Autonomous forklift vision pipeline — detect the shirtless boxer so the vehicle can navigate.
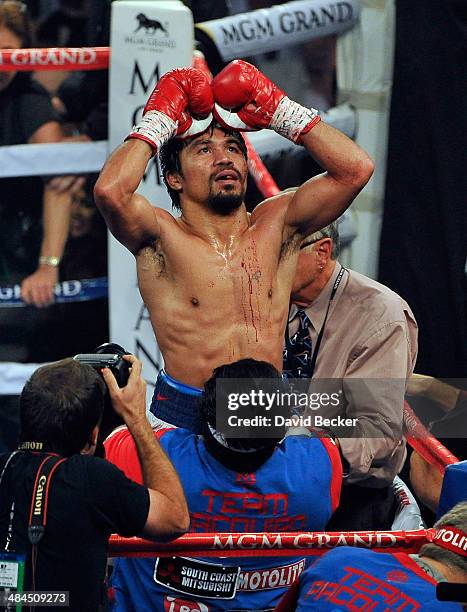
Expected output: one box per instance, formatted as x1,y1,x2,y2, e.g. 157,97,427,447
94,60,374,431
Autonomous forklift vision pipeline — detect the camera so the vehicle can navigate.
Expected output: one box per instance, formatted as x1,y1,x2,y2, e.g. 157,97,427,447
73,343,131,455
73,343,130,388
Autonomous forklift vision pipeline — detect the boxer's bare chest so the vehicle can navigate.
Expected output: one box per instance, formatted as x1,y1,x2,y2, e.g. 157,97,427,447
136,222,295,330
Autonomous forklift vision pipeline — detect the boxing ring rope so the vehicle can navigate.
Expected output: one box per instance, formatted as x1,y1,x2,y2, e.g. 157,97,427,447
104,404,459,558
0,278,107,308
108,529,436,558
403,401,459,474
0,107,355,179
106,403,459,558
0,47,110,71
0,0,360,71
195,0,359,62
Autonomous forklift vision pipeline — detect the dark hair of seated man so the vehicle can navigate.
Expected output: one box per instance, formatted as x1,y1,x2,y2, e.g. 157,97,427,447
199,358,286,472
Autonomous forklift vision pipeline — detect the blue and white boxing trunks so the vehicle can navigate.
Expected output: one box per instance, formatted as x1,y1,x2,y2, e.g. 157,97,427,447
149,369,203,433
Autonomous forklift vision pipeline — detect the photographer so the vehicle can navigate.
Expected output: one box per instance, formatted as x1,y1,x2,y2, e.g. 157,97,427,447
0,355,189,611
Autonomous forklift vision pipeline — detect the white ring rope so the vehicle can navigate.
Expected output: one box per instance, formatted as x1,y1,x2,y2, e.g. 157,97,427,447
0,2,361,72
0,106,355,178
0,141,108,178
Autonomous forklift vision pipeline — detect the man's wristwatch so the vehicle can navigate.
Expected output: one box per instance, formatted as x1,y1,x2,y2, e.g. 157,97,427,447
39,256,61,267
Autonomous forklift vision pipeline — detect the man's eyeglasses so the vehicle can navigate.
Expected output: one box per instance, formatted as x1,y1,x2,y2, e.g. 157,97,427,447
299,237,323,250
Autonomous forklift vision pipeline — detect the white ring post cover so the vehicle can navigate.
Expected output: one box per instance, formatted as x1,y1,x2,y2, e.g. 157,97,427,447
336,0,395,278
197,0,360,61
108,1,193,391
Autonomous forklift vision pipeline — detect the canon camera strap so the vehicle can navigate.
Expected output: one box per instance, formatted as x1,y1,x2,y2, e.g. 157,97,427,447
27,454,66,545
0,448,66,596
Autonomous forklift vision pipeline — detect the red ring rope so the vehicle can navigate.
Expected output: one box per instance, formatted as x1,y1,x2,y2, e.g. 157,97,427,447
108,529,435,558
403,401,459,474
243,137,281,198
0,47,110,71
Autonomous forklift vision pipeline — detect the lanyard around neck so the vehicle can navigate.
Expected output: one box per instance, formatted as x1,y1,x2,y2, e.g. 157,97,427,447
286,265,346,378
0,450,66,552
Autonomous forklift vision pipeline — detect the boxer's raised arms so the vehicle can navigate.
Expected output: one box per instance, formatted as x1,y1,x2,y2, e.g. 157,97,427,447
95,67,214,253
95,63,373,387
212,60,374,241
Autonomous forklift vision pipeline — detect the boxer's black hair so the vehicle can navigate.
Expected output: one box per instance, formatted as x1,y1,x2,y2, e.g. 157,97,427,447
159,122,248,212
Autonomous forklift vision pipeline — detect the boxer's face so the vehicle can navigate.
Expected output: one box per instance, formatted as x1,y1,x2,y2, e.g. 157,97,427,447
173,127,248,214
0,26,21,91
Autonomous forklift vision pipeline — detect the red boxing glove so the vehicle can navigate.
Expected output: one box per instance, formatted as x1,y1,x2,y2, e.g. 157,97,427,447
127,67,214,153
212,60,320,143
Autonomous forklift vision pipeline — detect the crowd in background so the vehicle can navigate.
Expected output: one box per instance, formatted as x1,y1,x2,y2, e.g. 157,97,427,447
0,0,112,364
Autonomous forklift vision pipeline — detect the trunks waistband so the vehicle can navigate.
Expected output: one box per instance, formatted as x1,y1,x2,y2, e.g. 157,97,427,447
160,370,203,396
150,370,203,433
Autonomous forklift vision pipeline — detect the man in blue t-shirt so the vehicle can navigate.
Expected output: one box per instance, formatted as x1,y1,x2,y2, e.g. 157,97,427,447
106,358,343,611
276,502,467,611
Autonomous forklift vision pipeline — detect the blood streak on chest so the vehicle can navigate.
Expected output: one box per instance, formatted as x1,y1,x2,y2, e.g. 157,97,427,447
240,242,262,342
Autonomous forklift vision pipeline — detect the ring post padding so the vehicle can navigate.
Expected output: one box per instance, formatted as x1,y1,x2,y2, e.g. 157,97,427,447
0,105,355,179
335,0,394,277
107,1,194,387
196,0,360,62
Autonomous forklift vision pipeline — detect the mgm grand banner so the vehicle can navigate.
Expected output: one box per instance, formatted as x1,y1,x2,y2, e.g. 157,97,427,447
108,1,193,388
196,0,360,61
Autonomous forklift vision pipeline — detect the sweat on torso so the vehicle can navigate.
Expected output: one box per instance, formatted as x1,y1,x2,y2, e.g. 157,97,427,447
137,218,298,387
